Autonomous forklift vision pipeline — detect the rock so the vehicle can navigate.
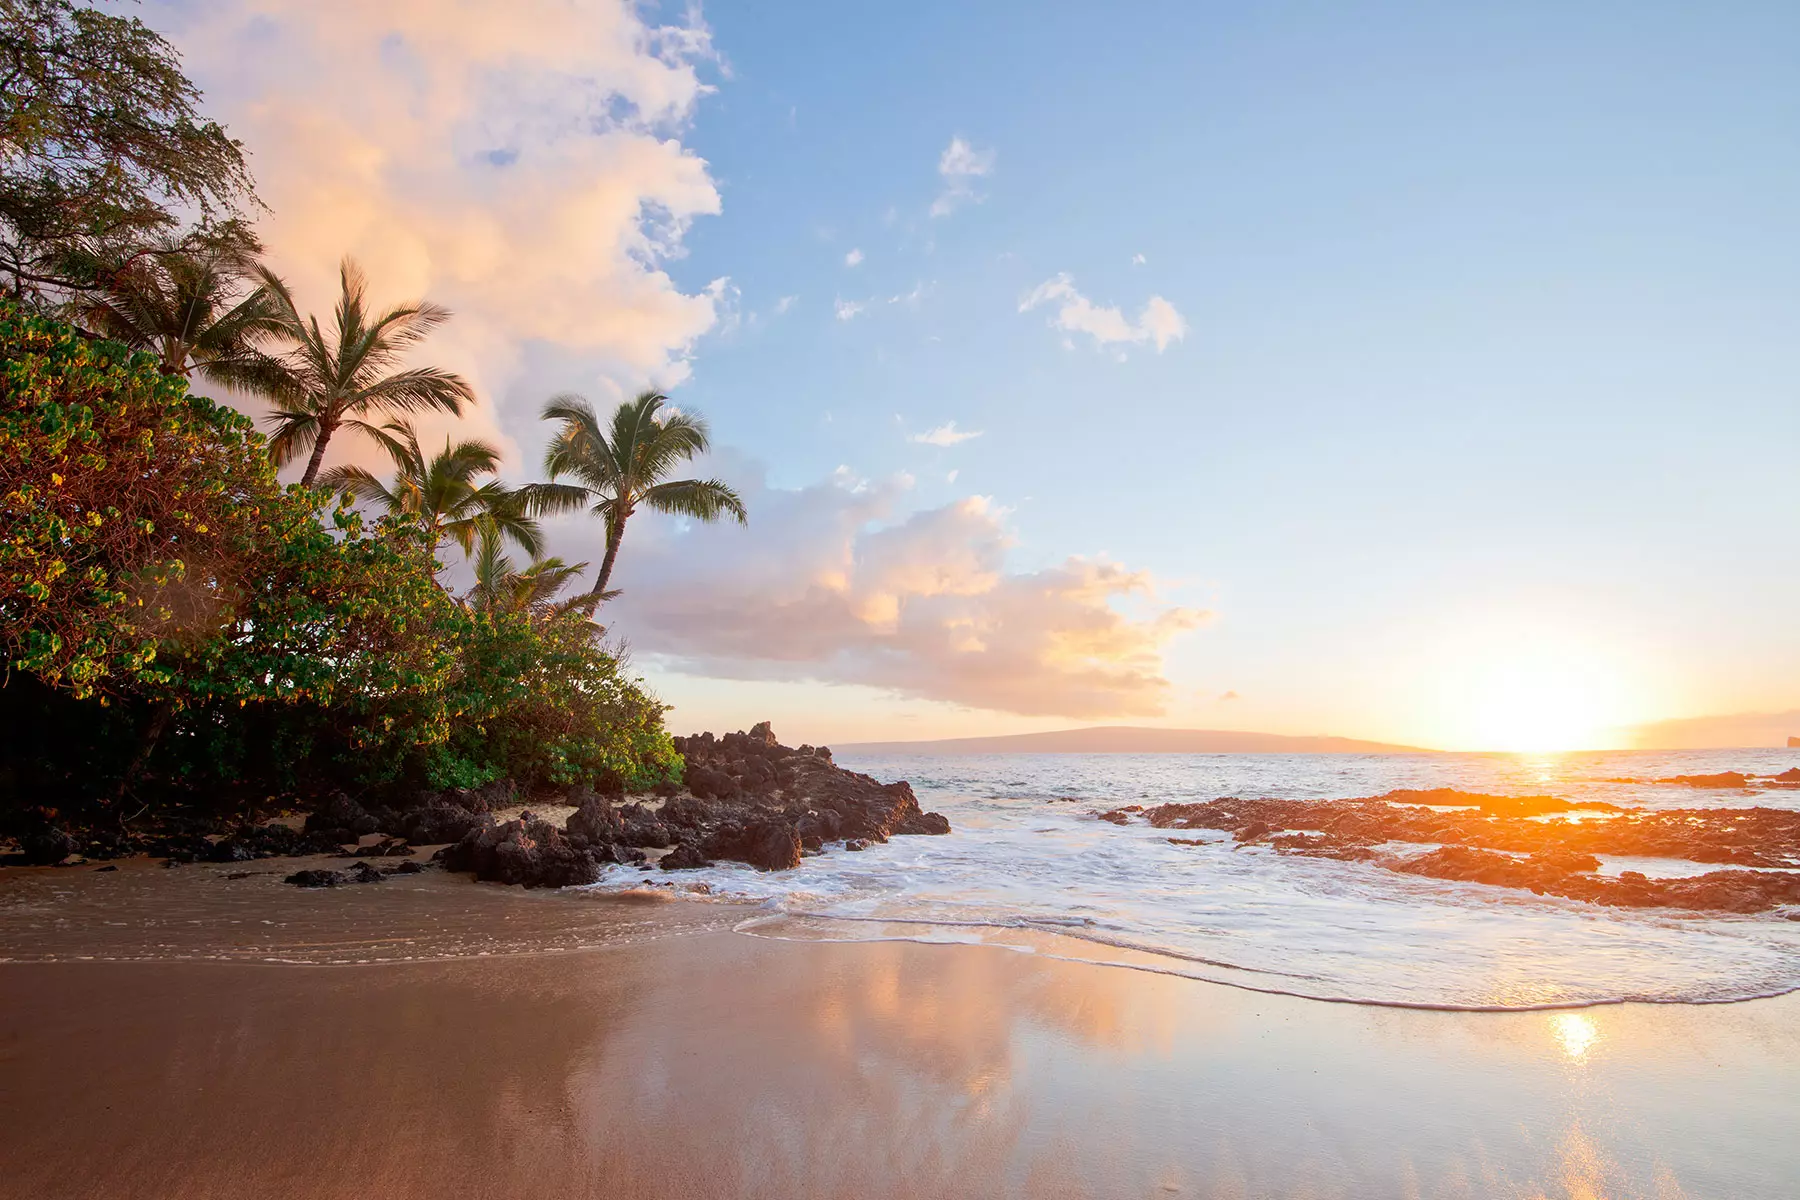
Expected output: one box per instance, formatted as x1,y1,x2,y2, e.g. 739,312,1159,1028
441,819,602,888
705,817,802,871
20,825,77,866
1770,768,1800,783
899,810,951,836
1098,810,1133,826
285,869,342,888
95,864,118,872
1659,772,1749,789
304,792,380,839
1233,821,1271,843
660,842,714,870
284,863,386,888
566,795,624,843
618,810,674,848
404,802,487,846
844,838,870,851
387,860,429,875
439,778,517,814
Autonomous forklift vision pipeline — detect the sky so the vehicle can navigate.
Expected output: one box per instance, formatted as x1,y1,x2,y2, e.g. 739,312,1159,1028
144,0,1800,750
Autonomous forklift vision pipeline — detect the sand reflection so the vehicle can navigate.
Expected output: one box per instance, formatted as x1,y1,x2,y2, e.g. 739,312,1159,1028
2,918,1797,1199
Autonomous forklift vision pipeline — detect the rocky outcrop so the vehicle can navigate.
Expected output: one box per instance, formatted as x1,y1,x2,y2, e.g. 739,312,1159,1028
659,724,951,871
1099,789,1800,915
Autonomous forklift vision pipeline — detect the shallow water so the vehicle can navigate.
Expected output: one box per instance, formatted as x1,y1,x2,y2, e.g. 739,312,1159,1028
588,749,1800,1010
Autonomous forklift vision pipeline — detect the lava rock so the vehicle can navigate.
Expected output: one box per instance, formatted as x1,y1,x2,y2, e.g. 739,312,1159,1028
704,817,803,871
660,842,714,870
441,819,602,888
404,802,488,846
566,795,625,843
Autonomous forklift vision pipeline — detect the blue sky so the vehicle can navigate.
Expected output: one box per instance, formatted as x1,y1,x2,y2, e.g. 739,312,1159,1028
164,0,1800,747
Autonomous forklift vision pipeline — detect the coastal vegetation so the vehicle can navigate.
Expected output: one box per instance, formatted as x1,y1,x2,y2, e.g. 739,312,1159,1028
0,0,710,843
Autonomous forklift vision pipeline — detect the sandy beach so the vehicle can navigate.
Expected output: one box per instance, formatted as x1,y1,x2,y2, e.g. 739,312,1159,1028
2,861,1798,1199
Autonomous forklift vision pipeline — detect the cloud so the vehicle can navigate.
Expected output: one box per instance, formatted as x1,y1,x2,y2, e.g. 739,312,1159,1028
910,420,982,447
591,465,1205,717
150,0,726,467
1220,690,1241,701
1131,253,1147,265
888,281,930,306
844,247,864,267
834,298,866,321
930,135,995,217
774,295,798,314
1019,273,1187,354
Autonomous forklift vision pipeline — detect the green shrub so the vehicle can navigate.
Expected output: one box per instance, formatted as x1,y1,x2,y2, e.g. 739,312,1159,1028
0,302,681,820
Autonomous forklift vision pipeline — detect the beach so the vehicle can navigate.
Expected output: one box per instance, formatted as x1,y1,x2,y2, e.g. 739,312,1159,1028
3,858,1799,1199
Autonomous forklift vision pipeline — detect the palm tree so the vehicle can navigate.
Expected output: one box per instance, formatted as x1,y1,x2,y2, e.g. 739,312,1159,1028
74,228,282,379
246,257,474,486
318,419,541,559
467,527,593,614
527,390,746,597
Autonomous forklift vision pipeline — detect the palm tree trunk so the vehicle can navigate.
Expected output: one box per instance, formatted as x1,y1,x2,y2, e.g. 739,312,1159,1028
593,521,626,595
299,421,335,487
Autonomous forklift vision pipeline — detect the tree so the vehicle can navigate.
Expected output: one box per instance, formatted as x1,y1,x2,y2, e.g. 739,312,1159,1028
318,419,541,560
71,225,280,379
0,0,253,296
0,297,280,697
247,258,474,486
467,526,591,614
529,390,745,598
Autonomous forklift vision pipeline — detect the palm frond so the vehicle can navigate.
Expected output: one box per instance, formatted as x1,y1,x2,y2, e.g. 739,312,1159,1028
640,478,748,525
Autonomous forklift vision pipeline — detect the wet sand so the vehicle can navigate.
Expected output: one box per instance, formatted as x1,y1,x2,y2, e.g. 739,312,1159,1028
2,864,1799,1198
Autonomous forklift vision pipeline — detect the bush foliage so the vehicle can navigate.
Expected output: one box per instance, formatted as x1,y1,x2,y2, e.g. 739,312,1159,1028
0,302,678,822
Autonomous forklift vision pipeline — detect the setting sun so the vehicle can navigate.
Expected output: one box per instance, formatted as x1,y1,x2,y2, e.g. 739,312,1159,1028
1426,624,1638,753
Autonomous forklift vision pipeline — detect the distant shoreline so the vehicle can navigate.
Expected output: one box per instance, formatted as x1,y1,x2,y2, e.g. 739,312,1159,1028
836,726,1429,756
835,727,1800,756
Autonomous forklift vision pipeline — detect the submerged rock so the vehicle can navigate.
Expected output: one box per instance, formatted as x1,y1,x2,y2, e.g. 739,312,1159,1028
284,863,385,888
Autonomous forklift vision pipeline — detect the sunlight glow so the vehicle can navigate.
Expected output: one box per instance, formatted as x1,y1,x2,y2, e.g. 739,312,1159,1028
1550,1012,1601,1061
1431,623,1637,752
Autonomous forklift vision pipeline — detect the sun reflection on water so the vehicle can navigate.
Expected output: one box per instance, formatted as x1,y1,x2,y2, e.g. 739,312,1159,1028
1550,1012,1601,1061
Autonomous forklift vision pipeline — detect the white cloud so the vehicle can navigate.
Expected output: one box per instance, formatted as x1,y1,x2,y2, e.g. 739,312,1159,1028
910,420,983,447
947,469,959,483
844,247,864,267
834,298,866,321
1132,253,1147,265
888,281,930,306
1019,273,1187,354
593,463,1205,717
152,0,726,470
930,135,995,217
774,295,798,314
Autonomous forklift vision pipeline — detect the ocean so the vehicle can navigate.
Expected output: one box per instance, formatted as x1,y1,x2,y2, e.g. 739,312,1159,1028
592,747,1800,1011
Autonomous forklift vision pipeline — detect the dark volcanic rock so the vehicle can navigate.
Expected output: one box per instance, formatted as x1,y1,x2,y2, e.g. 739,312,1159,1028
442,819,602,888
284,864,385,888
20,825,77,866
1659,772,1749,789
704,817,803,871
566,795,625,843
660,842,714,870
304,792,381,840
1135,789,1800,915
404,802,488,846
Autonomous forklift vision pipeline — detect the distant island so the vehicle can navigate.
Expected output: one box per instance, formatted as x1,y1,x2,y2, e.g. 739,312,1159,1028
836,727,1429,756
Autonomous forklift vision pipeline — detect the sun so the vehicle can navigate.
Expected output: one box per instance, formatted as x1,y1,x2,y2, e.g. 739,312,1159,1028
1431,624,1634,753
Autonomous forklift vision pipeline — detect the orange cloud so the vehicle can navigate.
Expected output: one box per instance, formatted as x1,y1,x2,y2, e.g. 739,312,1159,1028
593,464,1206,718
154,0,725,463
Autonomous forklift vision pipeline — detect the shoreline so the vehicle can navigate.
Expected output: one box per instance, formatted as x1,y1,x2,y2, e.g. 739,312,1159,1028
4,911,1799,1198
